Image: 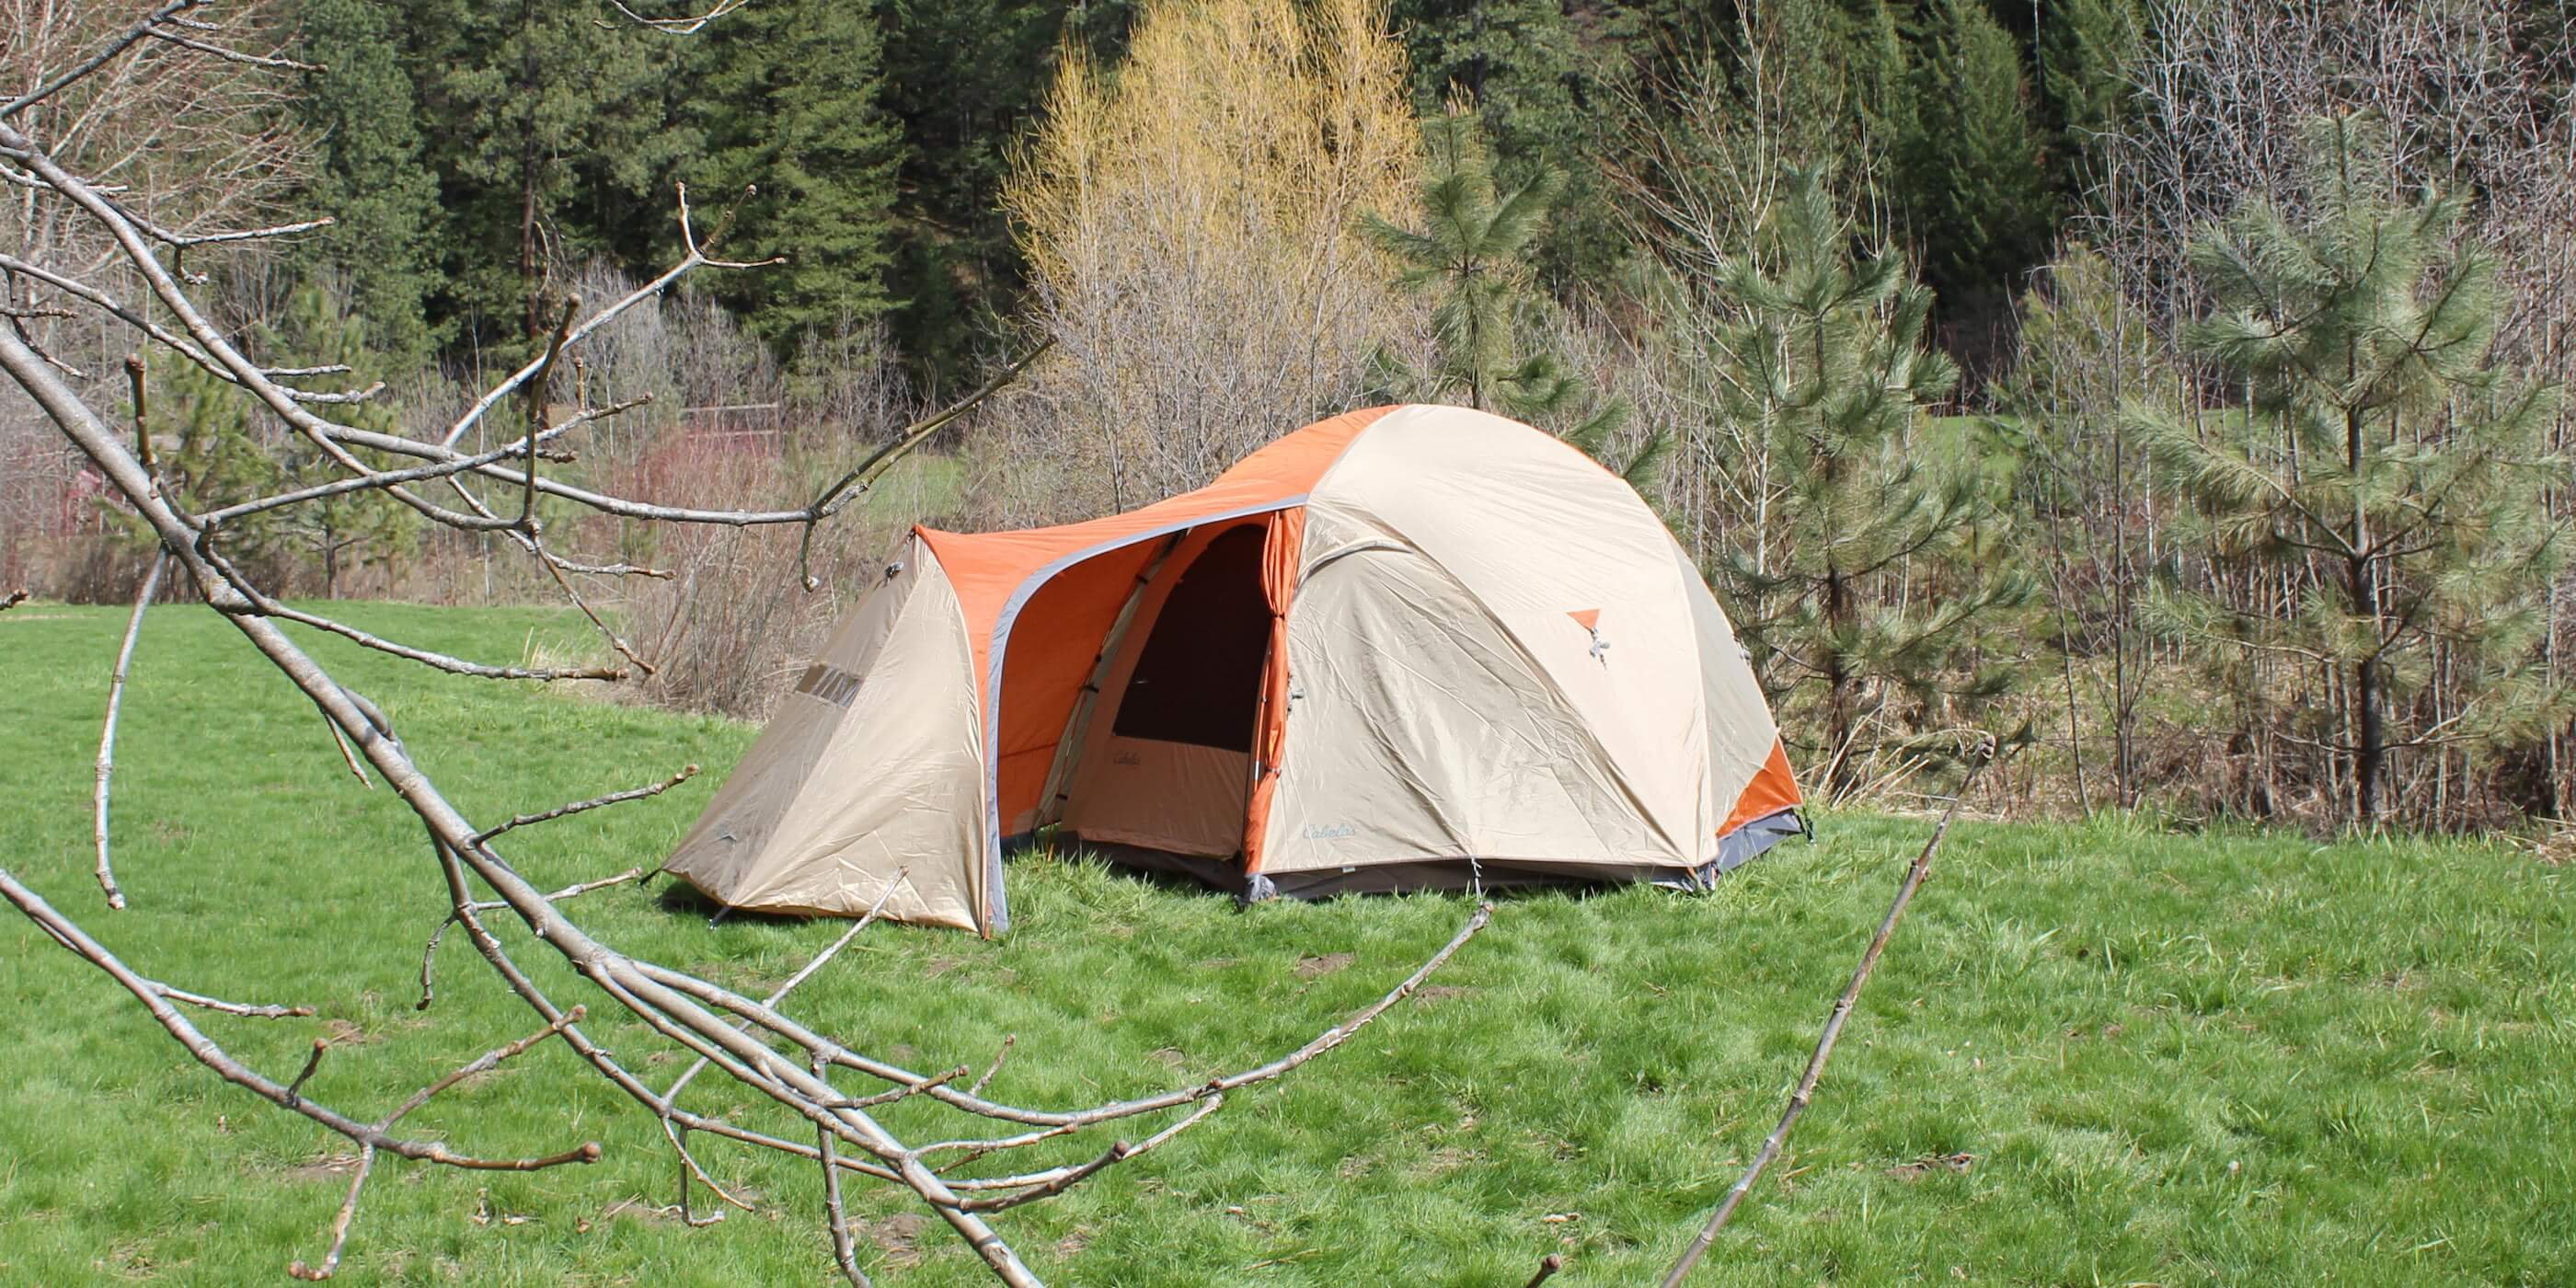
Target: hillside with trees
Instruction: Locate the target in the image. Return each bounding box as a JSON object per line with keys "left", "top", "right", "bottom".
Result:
{"left": 10, "top": 0, "right": 2576, "bottom": 832}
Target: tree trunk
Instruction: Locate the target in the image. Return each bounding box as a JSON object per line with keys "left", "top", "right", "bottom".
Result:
{"left": 1824, "top": 562, "right": 1854, "bottom": 798}
{"left": 2347, "top": 405, "right": 2381, "bottom": 824}
{"left": 518, "top": 0, "right": 543, "bottom": 343}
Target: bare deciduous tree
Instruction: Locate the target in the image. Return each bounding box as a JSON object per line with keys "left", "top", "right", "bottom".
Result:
{"left": 0, "top": 10, "right": 1488, "bottom": 1284}
{"left": 990, "top": 0, "right": 1424, "bottom": 526}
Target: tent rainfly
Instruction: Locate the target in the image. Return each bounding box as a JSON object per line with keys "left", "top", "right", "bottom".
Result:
{"left": 665, "top": 405, "right": 1804, "bottom": 933}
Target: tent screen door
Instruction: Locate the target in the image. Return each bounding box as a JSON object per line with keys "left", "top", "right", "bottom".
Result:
{"left": 1110, "top": 524, "right": 1271, "bottom": 751}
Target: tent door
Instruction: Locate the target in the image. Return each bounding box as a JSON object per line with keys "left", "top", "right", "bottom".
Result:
{"left": 1030, "top": 533, "right": 1185, "bottom": 831}
{"left": 1057, "top": 523, "right": 1271, "bottom": 857}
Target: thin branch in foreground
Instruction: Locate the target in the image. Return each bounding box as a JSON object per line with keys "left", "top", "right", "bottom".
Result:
{"left": 247, "top": 600, "right": 627, "bottom": 683}
{"left": 474, "top": 868, "right": 648, "bottom": 911}
{"left": 968, "top": 1034, "right": 1015, "bottom": 1097}
{"left": 286, "top": 1144, "right": 373, "bottom": 1281}
{"left": 156, "top": 983, "right": 313, "bottom": 1019}
{"left": 796, "top": 337, "right": 1053, "bottom": 591}
{"left": 123, "top": 354, "right": 156, "bottom": 479}
{"left": 660, "top": 876, "right": 905, "bottom": 1106}
{"left": 285, "top": 1038, "right": 330, "bottom": 1104}
{"left": 419, "top": 870, "right": 645, "bottom": 1010}
{"left": 609, "top": 0, "right": 753, "bottom": 35}
{"left": 141, "top": 26, "right": 324, "bottom": 73}
{"left": 1658, "top": 753, "right": 1994, "bottom": 1286}
{"left": 289, "top": 1007, "right": 592, "bottom": 1280}
{"left": 1524, "top": 1253, "right": 1565, "bottom": 1287}
{"left": 816, "top": 1056, "right": 876, "bottom": 1288}
{"left": 0, "top": 868, "right": 601, "bottom": 1172}
{"left": 520, "top": 296, "right": 579, "bottom": 528}
{"left": 93, "top": 554, "right": 167, "bottom": 909}
{"left": 471, "top": 765, "right": 699, "bottom": 844}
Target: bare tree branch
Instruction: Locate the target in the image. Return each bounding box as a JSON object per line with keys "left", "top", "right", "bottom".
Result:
{"left": 472, "top": 765, "right": 698, "bottom": 844}
{"left": 1660, "top": 753, "right": 1993, "bottom": 1285}
{"left": 93, "top": 553, "right": 167, "bottom": 910}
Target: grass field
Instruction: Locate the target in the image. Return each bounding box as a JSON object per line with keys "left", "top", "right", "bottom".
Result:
{"left": 2, "top": 603, "right": 2570, "bottom": 1285}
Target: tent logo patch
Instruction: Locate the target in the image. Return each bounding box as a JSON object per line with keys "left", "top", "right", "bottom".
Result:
{"left": 793, "top": 663, "right": 863, "bottom": 707}
{"left": 1568, "top": 608, "right": 1610, "bottom": 662}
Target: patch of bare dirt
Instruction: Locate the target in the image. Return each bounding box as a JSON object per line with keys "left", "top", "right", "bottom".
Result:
{"left": 866, "top": 1212, "right": 928, "bottom": 1267}
{"left": 1294, "top": 952, "right": 1354, "bottom": 979}
{"left": 282, "top": 1152, "right": 363, "bottom": 1183}
{"left": 1885, "top": 1152, "right": 1975, "bottom": 1181}
{"left": 320, "top": 1018, "right": 379, "bottom": 1046}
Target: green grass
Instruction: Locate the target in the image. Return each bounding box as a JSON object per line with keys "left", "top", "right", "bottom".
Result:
{"left": 2, "top": 603, "right": 2570, "bottom": 1284}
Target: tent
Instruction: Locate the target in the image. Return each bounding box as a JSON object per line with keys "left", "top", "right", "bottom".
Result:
{"left": 664, "top": 404, "right": 1802, "bottom": 933}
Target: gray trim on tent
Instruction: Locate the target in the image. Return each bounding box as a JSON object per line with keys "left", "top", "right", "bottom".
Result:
{"left": 1704, "top": 807, "right": 1804, "bottom": 880}
{"left": 1027, "top": 811, "right": 1807, "bottom": 903}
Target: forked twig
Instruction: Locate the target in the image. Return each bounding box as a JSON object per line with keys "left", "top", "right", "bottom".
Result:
{"left": 286, "top": 1144, "right": 372, "bottom": 1281}
{"left": 156, "top": 983, "right": 313, "bottom": 1019}
{"left": 0, "top": 868, "right": 598, "bottom": 1177}
{"left": 289, "top": 1007, "right": 596, "bottom": 1279}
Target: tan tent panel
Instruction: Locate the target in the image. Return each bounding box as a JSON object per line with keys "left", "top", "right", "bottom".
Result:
{"left": 666, "top": 405, "right": 1803, "bottom": 934}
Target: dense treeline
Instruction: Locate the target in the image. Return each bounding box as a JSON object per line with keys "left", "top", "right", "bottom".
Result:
{"left": 283, "top": 0, "right": 2136, "bottom": 377}
{"left": 12, "top": 0, "right": 2576, "bottom": 837}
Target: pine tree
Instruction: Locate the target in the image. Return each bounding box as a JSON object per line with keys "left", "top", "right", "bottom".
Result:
{"left": 878, "top": 0, "right": 1067, "bottom": 374}
{"left": 2145, "top": 114, "right": 2566, "bottom": 825}
{"left": 297, "top": 0, "right": 442, "bottom": 369}
{"left": 693, "top": 0, "right": 906, "bottom": 355}
{"left": 1362, "top": 109, "right": 1646, "bottom": 477}
{"left": 259, "top": 284, "right": 421, "bottom": 597}
{"left": 2038, "top": 0, "right": 2141, "bottom": 209}
{"left": 1713, "top": 167, "right": 2030, "bottom": 796}
{"left": 408, "top": 0, "right": 694, "bottom": 349}
{"left": 1898, "top": 0, "right": 2052, "bottom": 310}
{"left": 1389, "top": 0, "right": 1637, "bottom": 282}
{"left": 1838, "top": 0, "right": 1918, "bottom": 185}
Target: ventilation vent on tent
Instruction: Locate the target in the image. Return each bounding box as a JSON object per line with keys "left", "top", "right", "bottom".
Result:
{"left": 793, "top": 663, "right": 864, "bottom": 707}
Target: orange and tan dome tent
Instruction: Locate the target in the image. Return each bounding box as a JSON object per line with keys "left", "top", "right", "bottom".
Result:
{"left": 664, "top": 405, "right": 1802, "bottom": 933}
